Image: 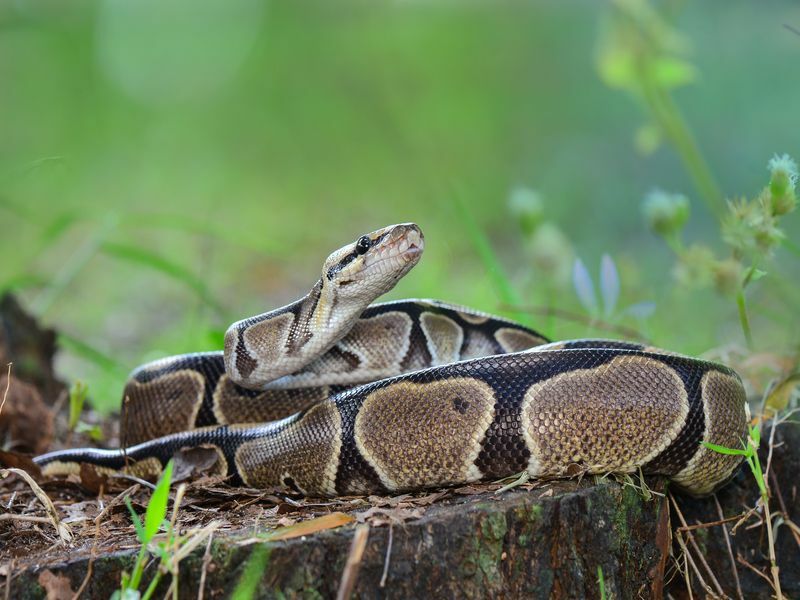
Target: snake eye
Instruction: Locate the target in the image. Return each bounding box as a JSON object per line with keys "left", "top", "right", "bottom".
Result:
{"left": 355, "top": 235, "right": 371, "bottom": 255}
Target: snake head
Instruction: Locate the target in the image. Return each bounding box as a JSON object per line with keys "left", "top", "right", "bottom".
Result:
{"left": 322, "top": 223, "right": 424, "bottom": 300}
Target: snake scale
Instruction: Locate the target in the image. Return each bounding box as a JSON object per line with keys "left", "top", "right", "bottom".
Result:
{"left": 35, "top": 223, "right": 747, "bottom": 497}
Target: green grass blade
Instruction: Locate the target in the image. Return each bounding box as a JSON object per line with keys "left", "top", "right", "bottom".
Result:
{"left": 701, "top": 441, "right": 748, "bottom": 456}
{"left": 125, "top": 496, "right": 146, "bottom": 542}
{"left": 232, "top": 545, "right": 271, "bottom": 600}
{"left": 32, "top": 215, "right": 118, "bottom": 315}
{"left": 102, "top": 242, "right": 222, "bottom": 313}
{"left": 68, "top": 380, "right": 88, "bottom": 431}
{"left": 597, "top": 565, "right": 607, "bottom": 600}
{"left": 57, "top": 332, "right": 128, "bottom": 378}
{"left": 144, "top": 460, "right": 173, "bottom": 542}
{"left": 453, "top": 196, "right": 531, "bottom": 325}
{"left": 1, "top": 273, "right": 48, "bottom": 294}
{"left": 122, "top": 212, "right": 281, "bottom": 255}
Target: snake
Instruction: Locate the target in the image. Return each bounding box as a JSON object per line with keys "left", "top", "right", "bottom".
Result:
{"left": 34, "top": 223, "right": 747, "bottom": 497}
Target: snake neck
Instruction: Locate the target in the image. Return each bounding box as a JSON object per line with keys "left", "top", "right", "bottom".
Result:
{"left": 224, "top": 277, "right": 376, "bottom": 390}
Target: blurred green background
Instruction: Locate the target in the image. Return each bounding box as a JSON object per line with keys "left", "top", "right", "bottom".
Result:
{"left": 1, "top": 0, "right": 798, "bottom": 411}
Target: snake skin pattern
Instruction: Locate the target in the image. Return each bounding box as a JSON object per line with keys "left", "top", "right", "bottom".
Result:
{"left": 35, "top": 224, "right": 747, "bottom": 497}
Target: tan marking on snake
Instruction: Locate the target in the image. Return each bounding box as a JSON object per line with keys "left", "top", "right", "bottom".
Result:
{"left": 419, "top": 313, "right": 463, "bottom": 365}
{"left": 126, "top": 457, "right": 167, "bottom": 479}
{"left": 496, "top": 327, "right": 546, "bottom": 353}
{"left": 40, "top": 457, "right": 163, "bottom": 479}
{"left": 242, "top": 312, "right": 295, "bottom": 368}
{"left": 354, "top": 378, "right": 495, "bottom": 491}
{"left": 333, "top": 311, "right": 413, "bottom": 374}
{"left": 235, "top": 403, "right": 342, "bottom": 495}
{"left": 521, "top": 355, "right": 688, "bottom": 476}
{"left": 457, "top": 311, "right": 490, "bottom": 325}
{"left": 121, "top": 370, "right": 205, "bottom": 446}
{"left": 671, "top": 370, "right": 747, "bottom": 495}
{"left": 212, "top": 375, "right": 328, "bottom": 424}
{"left": 461, "top": 331, "right": 498, "bottom": 360}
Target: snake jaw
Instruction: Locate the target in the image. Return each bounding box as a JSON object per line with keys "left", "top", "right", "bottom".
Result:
{"left": 323, "top": 223, "right": 424, "bottom": 298}
{"left": 360, "top": 224, "right": 424, "bottom": 277}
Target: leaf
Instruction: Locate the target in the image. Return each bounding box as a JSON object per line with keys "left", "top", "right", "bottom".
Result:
{"left": 143, "top": 460, "right": 173, "bottom": 542}
{"left": 749, "top": 424, "right": 761, "bottom": 447}
{"left": 101, "top": 242, "right": 221, "bottom": 312}
{"left": 702, "top": 442, "right": 748, "bottom": 456}
{"left": 743, "top": 266, "right": 767, "bottom": 288}
{"left": 37, "top": 570, "right": 75, "bottom": 600}
{"left": 453, "top": 195, "right": 529, "bottom": 324}
{"left": 623, "top": 301, "right": 656, "bottom": 320}
{"left": 39, "top": 212, "right": 81, "bottom": 246}
{"left": 122, "top": 212, "right": 282, "bottom": 255}
{"left": 68, "top": 380, "right": 88, "bottom": 431}
{"left": 596, "top": 41, "right": 638, "bottom": 93}
{"left": 572, "top": 258, "right": 598, "bottom": 315}
{"left": 649, "top": 56, "right": 697, "bottom": 90}
{"left": 266, "top": 512, "right": 355, "bottom": 541}
{"left": 57, "top": 333, "right": 128, "bottom": 377}
{"left": 765, "top": 373, "right": 800, "bottom": 413}
{"left": 231, "top": 545, "right": 271, "bottom": 600}
{"left": 125, "top": 496, "right": 146, "bottom": 543}
{"left": 600, "top": 254, "right": 620, "bottom": 317}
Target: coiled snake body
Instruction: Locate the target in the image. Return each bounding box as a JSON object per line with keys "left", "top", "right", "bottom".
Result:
{"left": 36, "top": 224, "right": 747, "bottom": 497}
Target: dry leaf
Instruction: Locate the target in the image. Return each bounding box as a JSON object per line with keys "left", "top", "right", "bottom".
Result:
{"left": 79, "top": 463, "right": 108, "bottom": 494}
{"left": 241, "top": 512, "right": 356, "bottom": 545}
{"left": 173, "top": 445, "right": 223, "bottom": 482}
{"left": 37, "top": 570, "right": 75, "bottom": 600}
{"left": 765, "top": 373, "right": 800, "bottom": 414}
{"left": 1, "top": 467, "right": 71, "bottom": 543}
{"left": 0, "top": 449, "right": 42, "bottom": 478}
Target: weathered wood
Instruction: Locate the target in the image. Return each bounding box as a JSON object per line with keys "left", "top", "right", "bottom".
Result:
{"left": 6, "top": 480, "right": 670, "bottom": 599}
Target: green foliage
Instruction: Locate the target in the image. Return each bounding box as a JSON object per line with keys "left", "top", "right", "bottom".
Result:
{"left": 101, "top": 242, "right": 222, "bottom": 314}
{"left": 114, "top": 460, "right": 174, "bottom": 600}
{"left": 703, "top": 420, "right": 767, "bottom": 499}
{"left": 455, "top": 196, "right": 528, "bottom": 324}
{"left": 231, "top": 545, "right": 272, "bottom": 600}
{"left": 67, "top": 380, "right": 88, "bottom": 432}
{"left": 597, "top": 565, "right": 607, "bottom": 600}
{"left": 644, "top": 153, "right": 798, "bottom": 348}
{"left": 702, "top": 414, "right": 783, "bottom": 596}
{"left": 642, "top": 190, "right": 689, "bottom": 247}
{"left": 597, "top": 0, "right": 722, "bottom": 215}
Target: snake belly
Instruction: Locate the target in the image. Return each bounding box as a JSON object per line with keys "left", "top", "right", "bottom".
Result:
{"left": 34, "top": 223, "right": 747, "bottom": 497}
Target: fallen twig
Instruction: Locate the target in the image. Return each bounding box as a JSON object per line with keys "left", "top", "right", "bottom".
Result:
{"left": 337, "top": 524, "right": 369, "bottom": 600}
{"left": 714, "top": 494, "right": 743, "bottom": 600}
{"left": 1, "top": 468, "right": 71, "bottom": 543}
{"left": 0, "top": 364, "right": 11, "bottom": 417}
{"left": 93, "top": 483, "right": 140, "bottom": 526}
{"left": 198, "top": 530, "right": 215, "bottom": 600}
{"left": 72, "top": 552, "right": 94, "bottom": 600}
{"left": 379, "top": 523, "right": 393, "bottom": 588}
{"left": 670, "top": 495, "right": 725, "bottom": 597}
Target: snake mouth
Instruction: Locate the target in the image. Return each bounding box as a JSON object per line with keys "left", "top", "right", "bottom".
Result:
{"left": 362, "top": 224, "right": 424, "bottom": 276}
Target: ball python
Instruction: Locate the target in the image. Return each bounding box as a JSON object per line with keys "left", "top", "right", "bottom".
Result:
{"left": 35, "top": 223, "right": 747, "bottom": 497}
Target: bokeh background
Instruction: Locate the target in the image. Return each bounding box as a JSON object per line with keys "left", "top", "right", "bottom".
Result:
{"left": 1, "top": 0, "right": 798, "bottom": 411}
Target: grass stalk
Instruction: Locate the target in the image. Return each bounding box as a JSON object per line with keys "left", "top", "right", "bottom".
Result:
{"left": 640, "top": 76, "right": 724, "bottom": 217}
{"left": 736, "top": 288, "right": 753, "bottom": 349}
